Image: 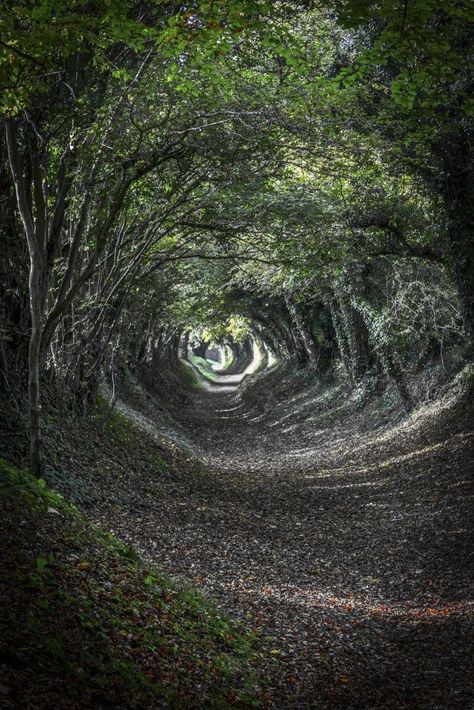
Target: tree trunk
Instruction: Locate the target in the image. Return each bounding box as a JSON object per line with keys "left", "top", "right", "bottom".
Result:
{"left": 285, "top": 295, "right": 318, "bottom": 365}
{"left": 329, "top": 299, "right": 353, "bottom": 380}
{"left": 294, "top": 309, "right": 320, "bottom": 365}
{"left": 338, "top": 295, "right": 372, "bottom": 381}
{"left": 379, "top": 347, "right": 415, "bottom": 411}
{"left": 6, "top": 118, "right": 45, "bottom": 476}
{"left": 179, "top": 331, "right": 190, "bottom": 359}
{"left": 27, "top": 251, "right": 44, "bottom": 476}
{"left": 348, "top": 295, "right": 415, "bottom": 411}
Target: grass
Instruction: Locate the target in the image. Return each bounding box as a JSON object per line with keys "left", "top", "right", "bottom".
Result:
{"left": 221, "top": 353, "right": 235, "bottom": 370}
{"left": 0, "top": 459, "right": 265, "bottom": 708}
{"left": 188, "top": 353, "right": 218, "bottom": 382}
{"left": 178, "top": 358, "right": 204, "bottom": 389}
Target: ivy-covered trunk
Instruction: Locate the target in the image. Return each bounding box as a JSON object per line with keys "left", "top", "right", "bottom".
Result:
{"left": 179, "top": 331, "right": 190, "bottom": 360}
{"left": 288, "top": 300, "right": 320, "bottom": 367}
{"left": 442, "top": 137, "right": 474, "bottom": 347}
{"left": 338, "top": 295, "right": 372, "bottom": 382}
{"left": 284, "top": 295, "right": 318, "bottom": 366}
{"left": 348, "top": 295, "right": 415, "bottom": 411}
{"left": 329, "top": 299, "right": 353, "bottom": 380}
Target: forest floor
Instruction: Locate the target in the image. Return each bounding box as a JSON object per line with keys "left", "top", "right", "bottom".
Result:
{"left": 3, "top": 365, "right": 472, "bottom": 708}
{"left": 85, "top": 366, "right": 474, "bottom": 708}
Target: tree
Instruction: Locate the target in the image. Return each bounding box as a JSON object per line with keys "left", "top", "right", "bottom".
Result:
{"left": 1, "top": 0, "right": 471, "bottom": 474}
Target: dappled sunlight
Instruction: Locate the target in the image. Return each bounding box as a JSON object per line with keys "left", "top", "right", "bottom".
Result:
{"left": 2, "top": 0, "right": 472, "bottom": 706}
{"left": 326, "top": 428, "right": 473, "bottom": 472}
{"left": 233, "top": 581, "right": 474, "bottom": 621}
{"left": 306, "top": 478, "right": 391, "bottom": 490}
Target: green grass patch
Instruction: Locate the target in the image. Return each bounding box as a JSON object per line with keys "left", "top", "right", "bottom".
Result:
{"left": 178, "top": 358, "right": 203, "bottom": 389}
{"left": 188, "top": 354, "right": 218, "bottom": 382}
{"left": 222, "top": 353, "right": 235, "bottom": 371}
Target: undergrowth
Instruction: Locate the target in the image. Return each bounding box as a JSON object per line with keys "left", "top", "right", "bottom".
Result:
{"left": 0, "top": 459, "right": 265, "bottom": 708}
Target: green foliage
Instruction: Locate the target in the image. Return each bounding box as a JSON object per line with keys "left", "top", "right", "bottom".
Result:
{"left": 0, "top": 0, "right": 470, "bottom": 432}
{"left": 35, "top": 554, "right": 51, "bottom": 574}
{"left": 336, "top": 0, "right": 473, "bottom": 115}
{"left": 0, "top": 0, "right": 150, "bottom": 113}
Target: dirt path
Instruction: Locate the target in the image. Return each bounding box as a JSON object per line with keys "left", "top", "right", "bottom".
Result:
{"left": 99, "top": 373, "right": 474, "bottom": 708}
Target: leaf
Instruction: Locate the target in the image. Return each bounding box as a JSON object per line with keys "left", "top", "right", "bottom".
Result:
{"left": 36, "top": 555, "right": 49, "bottom": 573}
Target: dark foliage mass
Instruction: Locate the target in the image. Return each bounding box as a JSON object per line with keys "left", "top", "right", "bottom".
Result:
{"left": 0, "top": 1, "right": 473, "bottom": 707}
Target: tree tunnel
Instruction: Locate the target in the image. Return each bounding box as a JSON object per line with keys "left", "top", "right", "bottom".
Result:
{"left": 1, "top": 1, "right": 472, "bottom": 707}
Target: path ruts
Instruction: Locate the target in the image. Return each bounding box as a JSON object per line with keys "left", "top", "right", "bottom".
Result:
{"left": 102, "top": 373, "right": 474, "bottom": 708}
